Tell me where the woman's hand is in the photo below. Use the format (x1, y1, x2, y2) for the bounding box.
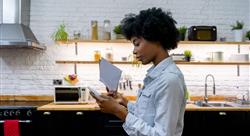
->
(94, 94, 120, 114)
(92, 94, 128, 121)
(112, 93, 129, 107)
(106, 87, 129, 107)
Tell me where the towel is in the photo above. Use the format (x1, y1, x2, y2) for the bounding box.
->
(4, 120, 20, 136)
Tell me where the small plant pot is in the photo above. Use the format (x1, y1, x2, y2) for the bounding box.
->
(185, 56, 191, 62)
(116, 34, 125, 39)
(179, 33, 186, 41)
(233, 29, 243, 42)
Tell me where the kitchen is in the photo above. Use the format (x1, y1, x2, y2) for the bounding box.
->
(0, 0, 250, 136)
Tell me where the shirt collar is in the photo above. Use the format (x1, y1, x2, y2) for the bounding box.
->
(146, 57, 173, 79)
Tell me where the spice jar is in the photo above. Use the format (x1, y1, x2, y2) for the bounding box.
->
(73, 30, 81, 40)
(94, 50, 101, 61)
(91, 20, 98, 40)
(105, 47, 113, 61)
(103, 20, 111, 40)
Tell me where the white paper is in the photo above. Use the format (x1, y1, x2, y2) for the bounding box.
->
(99, 58, 122, 91)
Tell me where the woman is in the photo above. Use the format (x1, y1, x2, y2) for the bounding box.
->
(92, 7, 187, 136)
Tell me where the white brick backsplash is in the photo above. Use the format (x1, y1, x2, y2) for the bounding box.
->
(0, 0, 250, 96)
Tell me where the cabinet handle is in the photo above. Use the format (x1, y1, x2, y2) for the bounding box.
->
(43, 112, 51, 115)
(108, 120, 123, 123)
(76, 112, 84, 115)
(219, 112, 226, 115)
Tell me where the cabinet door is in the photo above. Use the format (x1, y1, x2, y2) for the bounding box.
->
(203, 111, 246, 136)
(69, 111, 104, 136)
(102, 113, 128, 136)
(36, 111, 70, 136)
(182, 111, 204, 136)
(35, 111, 105, 136)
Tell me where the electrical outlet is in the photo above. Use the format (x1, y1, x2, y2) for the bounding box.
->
(53, 79, 62, 85)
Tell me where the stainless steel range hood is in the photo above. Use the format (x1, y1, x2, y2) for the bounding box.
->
(0, 0, 46, 50)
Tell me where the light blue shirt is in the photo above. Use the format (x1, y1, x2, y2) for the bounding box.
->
(123, 57, 187, 136)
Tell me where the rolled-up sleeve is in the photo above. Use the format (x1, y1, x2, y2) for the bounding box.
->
(127, 102, 136, 114)
(122, 75, 184, 136)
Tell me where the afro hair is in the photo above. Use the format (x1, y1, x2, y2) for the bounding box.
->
(121, 7, 179, 50)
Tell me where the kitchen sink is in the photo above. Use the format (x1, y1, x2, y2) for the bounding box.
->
(207, 103, 234, 107)
(194, 101, 235, 107)
(194, 101, 211, 107)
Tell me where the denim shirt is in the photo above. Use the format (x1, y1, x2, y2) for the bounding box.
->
(123, 57, 187, 136)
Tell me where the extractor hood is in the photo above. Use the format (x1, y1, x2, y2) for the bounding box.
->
(0, 0, 46, 50)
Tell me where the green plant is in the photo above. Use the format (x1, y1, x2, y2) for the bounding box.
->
(113, 24, 122, 34)
(246, 30, 250, 39)
(178, 26, 187, 34)
(52, 23, 68, 41)
(184, 50, 192, 57)
(231, 21, 244, 30)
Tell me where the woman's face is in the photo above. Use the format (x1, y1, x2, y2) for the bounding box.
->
(131, 37, 161, 65)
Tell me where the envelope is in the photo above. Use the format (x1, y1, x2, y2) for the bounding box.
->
(99, 58, 122, 91)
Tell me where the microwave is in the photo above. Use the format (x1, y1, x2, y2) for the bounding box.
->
(188, 26, 217, 41)
(54, 86, 85, 104)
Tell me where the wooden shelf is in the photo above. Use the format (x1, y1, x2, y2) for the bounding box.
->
(175, 61, 250, 65)
(179, 41, 250, 45)
(56, 60, 250, 65)
(56, 39, 250, 45)
(56, 60, 133, 64)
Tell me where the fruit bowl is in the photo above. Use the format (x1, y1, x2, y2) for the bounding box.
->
(64, 74, 79, 85)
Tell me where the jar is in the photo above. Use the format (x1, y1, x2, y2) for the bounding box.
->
(103, 20, 111, 40)
(73, 30, 81, 40)
(94, 50, 101, 61)
(91, 20, 98, 40)
(105, 47, 113, 61)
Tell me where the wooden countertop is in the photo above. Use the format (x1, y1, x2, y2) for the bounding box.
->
(37, 102, 250, 111)
(185, 103, 250, 111)
(0, 101, 51, 107)
(37, 102, 100, 111)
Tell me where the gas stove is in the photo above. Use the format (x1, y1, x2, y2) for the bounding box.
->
(0, 101, 49, 136)
(0, 106, 36, 119)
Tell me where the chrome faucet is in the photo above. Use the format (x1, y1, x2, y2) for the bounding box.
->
(204, 74, 216, 103)
(243, 90, 250, 102)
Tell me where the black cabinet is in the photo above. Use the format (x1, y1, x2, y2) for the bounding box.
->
(203, 111, 246, 136)
(35, 111, 104, 136)
(182, 111, 248, 136)
(35, 111, 127, 136)
(182, 111, 205, 136)
(102, 113, 128, 136)
(35, 110, 249, 136)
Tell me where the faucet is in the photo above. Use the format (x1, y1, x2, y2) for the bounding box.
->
(243, 90, 250, 103)
(204, 74, 216, 103)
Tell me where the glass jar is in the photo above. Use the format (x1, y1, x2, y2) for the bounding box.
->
(103, 20, 111, 40)
(105, 47, 113, 61)
(73, 30, 81, 40)
(94, 50, 101, 61)
(91, 20, 98, 40)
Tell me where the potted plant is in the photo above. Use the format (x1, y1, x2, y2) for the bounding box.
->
(113, 24, 125, 39)
(178, 26, 187, 41)
(246, 30, 250, 40)
(231, 21, 244, 42)
(184, 50, 192, 62)
(52, 23, 68, 43)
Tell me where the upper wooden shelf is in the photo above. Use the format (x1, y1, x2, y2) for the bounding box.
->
(56, 40, 250, 45)
(179, 41, 250, 45)
(56, 60, 250, 65)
